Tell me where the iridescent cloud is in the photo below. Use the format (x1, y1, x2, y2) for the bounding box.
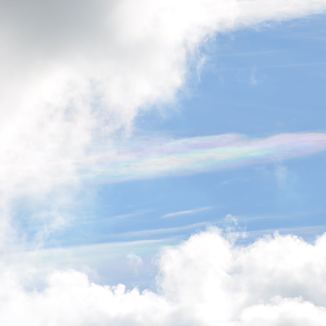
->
(87, 133, 326, 183)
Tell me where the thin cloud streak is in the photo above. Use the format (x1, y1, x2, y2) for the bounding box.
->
(107, 222, 210, 240)
(162, 206, 213, 219)
(88, 132, 326, 183)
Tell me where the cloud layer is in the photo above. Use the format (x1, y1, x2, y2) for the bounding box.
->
(2, 229, 326, 325)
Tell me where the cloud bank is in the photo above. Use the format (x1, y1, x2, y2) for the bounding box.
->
(2, 229, 326, 325)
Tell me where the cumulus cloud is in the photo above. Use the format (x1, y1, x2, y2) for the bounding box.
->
(1, 230, 326, 325)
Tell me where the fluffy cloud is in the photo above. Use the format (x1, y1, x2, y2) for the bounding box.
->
(1, 229, 326, 325)
(1, 2, 326, 321)
(1, 0, 326, 204)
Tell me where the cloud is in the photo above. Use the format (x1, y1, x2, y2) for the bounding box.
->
(88, 132, 326, 183)
(109, 221, 209, 240)
(162, 206, 212, 219)
(0, 1, 325, 243)
(1, 2, 326, 321)
(1, 229, 326, 325)
(0, 0, 325, 202)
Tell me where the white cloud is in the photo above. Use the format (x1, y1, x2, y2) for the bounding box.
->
(0, 0, 325, 206)
(1, 229, 326, 325)
(162, 206, 212, 219)
(1, 2, 326, 321)
(89, 133, 326, 183)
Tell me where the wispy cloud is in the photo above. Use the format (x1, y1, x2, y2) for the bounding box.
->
(107, 222, 210, 241)
(0, 0, 325, 204)
(89, 132, 326, 183)
(79, 210, 150, 225)
(162, 206, 213, 219)
(0, 1, 325, 324)
(0, 0, 325, 246)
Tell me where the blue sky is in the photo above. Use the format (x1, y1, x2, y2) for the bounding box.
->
(40, 15, 326, 250)
(2, 2, 326, 324)
(10, 14, 325, 288)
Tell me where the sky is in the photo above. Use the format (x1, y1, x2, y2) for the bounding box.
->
(1, 1, 326, 325)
